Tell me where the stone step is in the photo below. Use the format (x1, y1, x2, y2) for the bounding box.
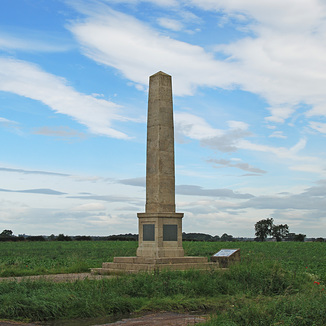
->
(93, 261, 219, 275)
(112, 256, 209, 264)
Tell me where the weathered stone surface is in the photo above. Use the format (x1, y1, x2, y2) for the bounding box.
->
(91, 256, 220, 274)
(145, 71, 176, 214)
(92, 72, 223, 275)
(137, 71, 184, 258)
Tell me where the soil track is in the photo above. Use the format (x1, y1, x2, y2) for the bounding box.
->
(0, 273, 113, 283)
(96, 312, 207, 325)
(0, 313, 207, 326)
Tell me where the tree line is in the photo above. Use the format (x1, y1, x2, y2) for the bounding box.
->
(254, 218, 309, 242)
(1, 225, 324, 242)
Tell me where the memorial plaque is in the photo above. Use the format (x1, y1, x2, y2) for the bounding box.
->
(213, 249, 238, 257)
(143, 224, 155, 241)
(163, 224, 178, 241)
(211, 248, 240, 267)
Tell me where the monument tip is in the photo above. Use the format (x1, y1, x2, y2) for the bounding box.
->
(151, 71, 171, 77)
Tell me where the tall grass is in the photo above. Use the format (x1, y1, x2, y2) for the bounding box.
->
(0, 241, 325, 324)
(0, 261, 325, 323)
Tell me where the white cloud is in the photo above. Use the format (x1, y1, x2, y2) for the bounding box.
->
(228, 120, 249, 130)
(0, 58, 129, 139)
(67, 0, 326, 125)
(0, 117, 16, 124)
(71, 203, 106, 211)
(33, 126, 86, 139)
(265, 106, 296, 123)
(157, 17, 183, 31)
(309, 121, 326, 134)
(175, 111, 324, 176)
(0, 117, 22, 134)
(175, 112, 252, 152)
(237, 138, 311, 161)
(290, 164, 326, 175)
(290, 138, 306, 154)
(67, 4, 234, 96)
(190, 0, 326, 122)
(269, 131, 286, 139)
(100, 0, 178, 6)
(207, 158, 266, 174)
(0, 31, 72, 52)
(174, 112, 223, 140)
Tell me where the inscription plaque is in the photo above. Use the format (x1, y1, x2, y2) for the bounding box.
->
(211, 248, 240, 267)
(163, 224, 178, 241)
(143, 224, 155, 241)
(213, 249, 238, 257)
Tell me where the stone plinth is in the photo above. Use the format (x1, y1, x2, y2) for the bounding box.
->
(91, 256, 219, 274)
(136, 213, 184, 258)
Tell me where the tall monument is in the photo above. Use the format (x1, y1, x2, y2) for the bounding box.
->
(137, 71, 184, 258)
(92, 72, 218, 274)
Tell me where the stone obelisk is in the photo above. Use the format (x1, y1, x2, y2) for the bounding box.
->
(136, 71, 184, 258)
(91, 72, 218, 274)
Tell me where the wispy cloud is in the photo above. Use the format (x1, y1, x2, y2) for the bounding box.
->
(67, 0, 326, 125)
(119, 177, 146, 187)
(0, 167, 70, 177)
(0, 117, 17, 125)
(71, 203, 106, 211)
(175, 112, 252, 152)
(269, 131, 287, 139)
(176, 185, 253, 199)
(0, 30, 73, 52)
(67, 3, 233, 96)
(33, 126, 87, 139)
(0, 188, 66, 195)
(207, 158, 266, 174)
(0, 57, 130, 139)
(67, 194, 143, 204)
(309, 121, 326, 134)
(157, 17, 183, 31)
(0, 117, 22, 134)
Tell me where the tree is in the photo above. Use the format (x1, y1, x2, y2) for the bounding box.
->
(0, 230, 13, 237)
(293, 233, 306, 242)
(255, 218, 274, 241)
(221, 233, 234, 242)
(272, 224, 289, 242)
(48, 234, 56, 241)
(57, 234, 72, 241)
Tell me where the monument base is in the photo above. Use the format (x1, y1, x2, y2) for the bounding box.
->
(91, 256, 220, 274)
(137, 212, 184, 258)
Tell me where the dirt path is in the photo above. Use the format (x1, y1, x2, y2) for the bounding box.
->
(0, 273, 114, 283)
(97, 312, 207, 325)
(0, 313, 208, 326)
(0, 313, 207, 326)
(0, 322, 39, 326)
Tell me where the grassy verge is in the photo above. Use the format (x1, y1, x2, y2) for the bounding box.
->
(0, 261, 325, 325)
(0, 241, 325, 324)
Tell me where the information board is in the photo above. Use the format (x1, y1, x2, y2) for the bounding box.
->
(213, 249, 238, 257)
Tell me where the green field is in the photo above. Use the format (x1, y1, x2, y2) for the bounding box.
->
(0, 241, 325, 325)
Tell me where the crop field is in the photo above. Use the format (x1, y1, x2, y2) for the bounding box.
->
(0, 241, 325, 325)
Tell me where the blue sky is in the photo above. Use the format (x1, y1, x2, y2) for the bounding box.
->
(0, 0, 325, 237)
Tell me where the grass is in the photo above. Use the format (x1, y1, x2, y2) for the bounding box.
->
(0, 241, 137, 277)
(0, 241, 325, 325)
